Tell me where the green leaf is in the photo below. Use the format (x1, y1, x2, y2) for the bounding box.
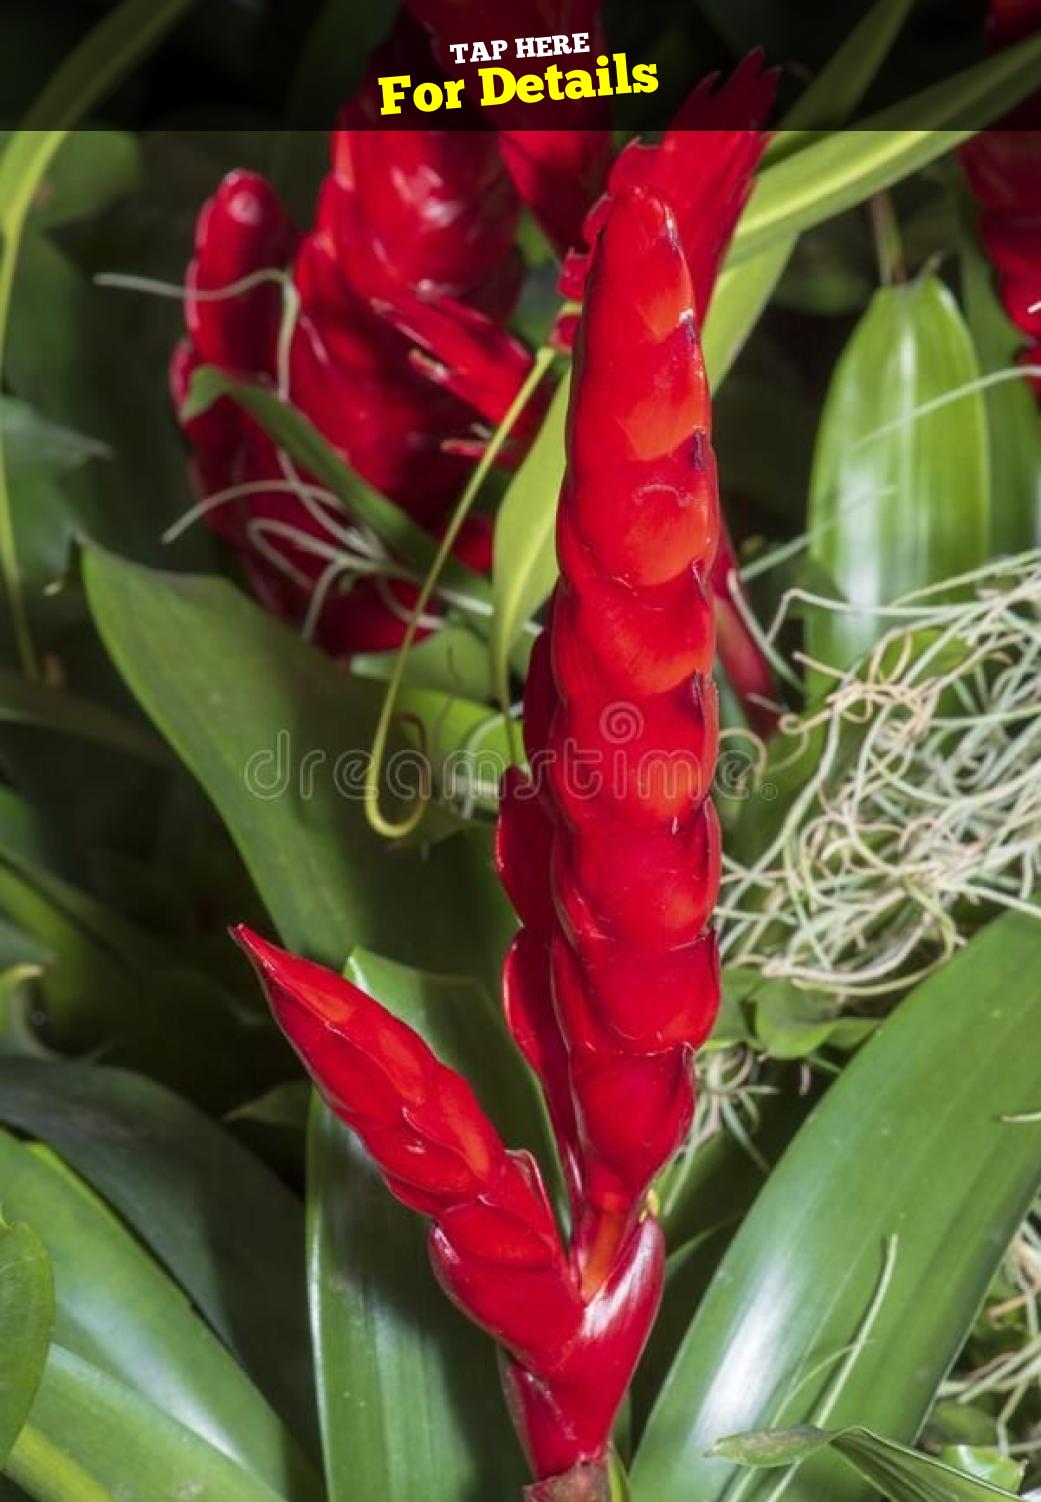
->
(702, 241, 797, 391)
(308, 1101, 526, 1502)
(733, 31, 1041, 265)
(0, 1131, 316, 1501)
(21, 131, 141, 230)
(939, 1447, 1025, 1493)
(351, 624, 493, 701)
(6, 1347, 292, 1502)
(0, 1060, 315, 1453)
(632, 910, 1041, 1502)
(83, 547, 514, 989)
(183, 366, 490, 609)
(17, 0, 200, 131)
(0, 398, 108, 472)
(489, 371, 569, 711)
(780, 0, 917, 130)
(806, 274, 989, 680)
(0, 0, 204, 677)
(0, 668, 168, 765)
(958, 185, 1041, 552)
(0, 1218, 52, 1465)
(713, 1423, 1024, 1502)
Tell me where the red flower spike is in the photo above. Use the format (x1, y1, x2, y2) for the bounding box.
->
(173, 116, 523, 655)
(496, 189, 722, 1282)
(239, 191, 722, 1487)
(960, 5, 1041, 404)
(233, 926, 584, 1372)
(499, 131, 614, 258)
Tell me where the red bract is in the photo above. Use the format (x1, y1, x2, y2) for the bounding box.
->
(236, 191, 718, 1490)
(172, 122, 519, 655)
(961, 4, 1041, 399)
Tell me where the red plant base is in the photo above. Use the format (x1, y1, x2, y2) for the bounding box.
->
(524, 1460, 611, 1502)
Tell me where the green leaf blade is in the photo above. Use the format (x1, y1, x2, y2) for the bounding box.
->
(0, 1218, 52, 1465)
(632, 911, 1041, 1502)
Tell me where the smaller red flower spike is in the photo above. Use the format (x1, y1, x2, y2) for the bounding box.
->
(232, 926, 583, 1372)
(234, 925, 665, 1482)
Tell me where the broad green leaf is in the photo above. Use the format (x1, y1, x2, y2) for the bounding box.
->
(733, 30, 1041, 265)
(632, 910, 1041, 1502)
(0, 1060, 315, 1452)
(713, 1423, 1024, 1502)
(308, 1101, 526, 1502)
(958, 187, 1041, 552)
(806, 275, 989, 680)
(0, 1131, 316, 1501)
(84, 547, 515, 990)
(0, 1218, 52, 1464)
(6, 1347, 291, 1502)
(183, 366, 490, 608)
(490, 370, 569, 712)
(780, 0, 916, 130)
(0, 0, 203, 676)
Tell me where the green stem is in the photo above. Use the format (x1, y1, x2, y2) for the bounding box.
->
(6, 1423, 118, 1502)
(869, 191, 906, 287)
(364, 345, 555, 839)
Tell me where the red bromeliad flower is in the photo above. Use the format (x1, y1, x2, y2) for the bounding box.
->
(378, 53, 782, 733)
(171, 88, 521, 654)
(236, 188, 720, 1496)
(961, 1, 1041, 401)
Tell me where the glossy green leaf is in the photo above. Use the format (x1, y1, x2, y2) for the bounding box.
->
(633, 910, 1041, 1502)
(0, 0, 203, 676)
(0, 1131, 316, 1500)
(0, 1218, 52, 1464)
(84, 547, 514, 989)
(308, 1101, 526, 1502)
(958, 187, 1041, 552)
(489, 370, 569, 713)
(733, 30, 1041, 265)
(6, 1347, 291, 1502)
(0, 1060, 315, 1451)
(183, 366, 490, 608)
(713, 1422, 1024, 1502)
(806, 275, 989, 679)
